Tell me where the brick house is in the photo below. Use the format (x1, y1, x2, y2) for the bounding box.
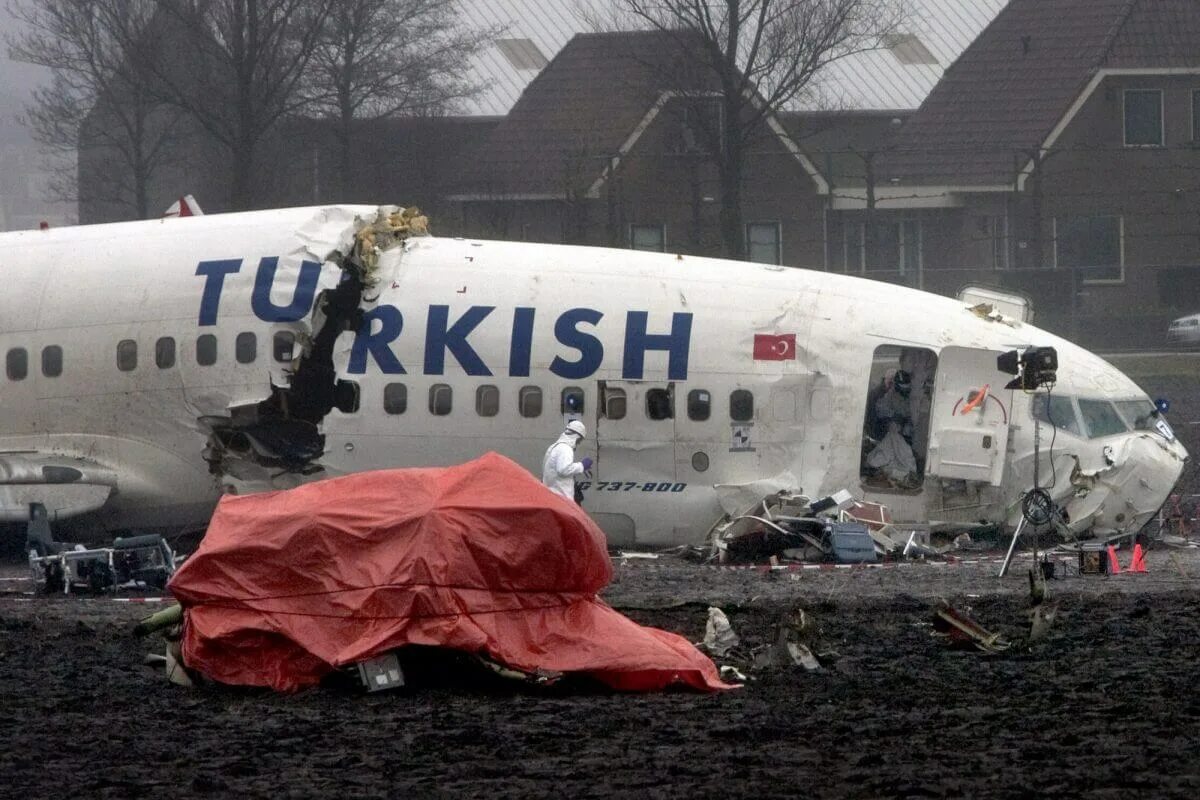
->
(829, 0, 1200, 347)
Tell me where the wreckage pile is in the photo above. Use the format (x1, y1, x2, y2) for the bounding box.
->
(151, 453, 731, 693)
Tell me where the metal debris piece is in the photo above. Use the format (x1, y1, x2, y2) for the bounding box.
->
(932, 604, 1012, 654)
(703, 607, 739, 657)
(1028, 600, 1059, 642)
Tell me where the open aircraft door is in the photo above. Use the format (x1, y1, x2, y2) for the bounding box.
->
(926, 347, 1014, 486)
(595, 380, 677, 486)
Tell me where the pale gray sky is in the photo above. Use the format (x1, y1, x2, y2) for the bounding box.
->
(0, 4, 50, 142)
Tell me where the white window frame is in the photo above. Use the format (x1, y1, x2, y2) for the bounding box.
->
(842, 219, 921, 275)
(988, 214, 1010, 270)
(629, 223, 666, 252)
(1191, 88, 1200, 143)
(745, 221, 783, 265)
(1053, 215, 1125, 284)
(1123, 88, 1164, 147)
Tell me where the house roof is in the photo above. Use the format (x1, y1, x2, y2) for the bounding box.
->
(456, 0, 1009, 116)
(451, 30, 710, 198)
(880, 0, 1200, 187)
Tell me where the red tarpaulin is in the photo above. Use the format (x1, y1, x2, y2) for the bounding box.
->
(169, 453, 730, 692)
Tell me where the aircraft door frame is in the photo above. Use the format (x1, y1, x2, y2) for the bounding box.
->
(594, 379, 678, 485)
(926, 346, 1015, 486)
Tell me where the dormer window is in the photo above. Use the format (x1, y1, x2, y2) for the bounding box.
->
(1124, 89, 1163, 146)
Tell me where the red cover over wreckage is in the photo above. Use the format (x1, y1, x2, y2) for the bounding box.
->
(169, 453, 729, 692)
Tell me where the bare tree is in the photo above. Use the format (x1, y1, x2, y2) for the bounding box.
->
(603, 0, 905, 258)
(146, 0, 334, 210)
(8, 0, 181, 219)
(304, 0, 499, 199)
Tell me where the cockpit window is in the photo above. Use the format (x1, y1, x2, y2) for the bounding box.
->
(1078, 399, 1129, 439)
(1113, 399, 1157, 432)
(1031, 394, 1082, 436)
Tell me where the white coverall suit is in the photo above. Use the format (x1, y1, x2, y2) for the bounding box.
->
(541, 432, 587, 501)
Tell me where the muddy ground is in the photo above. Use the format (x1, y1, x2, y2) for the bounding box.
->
(3, 547, 1200, 800)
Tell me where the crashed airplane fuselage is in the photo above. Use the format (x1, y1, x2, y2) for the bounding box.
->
(0, 205, 1187, 546)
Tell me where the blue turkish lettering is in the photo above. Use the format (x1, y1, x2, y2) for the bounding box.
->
(622, 311, 692, 380)
(509, 307, 536, 377)
(348, 306, 406, 374)
(195, 259, 242, 326)
(424, 305, 494, 376)
(251, 257, 321, 322)
(550, 308, 605, 379)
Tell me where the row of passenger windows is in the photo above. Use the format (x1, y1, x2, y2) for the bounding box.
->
(5, 335, 757, 423)
(386, 385, 755, 422)
(5, 332, 296, 380)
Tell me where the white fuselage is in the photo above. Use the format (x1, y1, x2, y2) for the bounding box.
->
(0, 206, 1187, 545)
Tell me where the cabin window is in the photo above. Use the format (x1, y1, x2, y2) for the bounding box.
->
(562, 386, 585, 414)
(646, 388, 673, 420)
(41, 345, 62, 378)
(335, 380, 360, 413)
(117, 340, 138, 372)
(519, 386, 543, 418)
(1055, 216, 1122, 283)
(688, 389, 711, 421)
(1031, 394, 1082, 436)
(1124, 89, 1163, 146)
(860, 345, 937, 491)
(236, 332, 257, 364)
(429, 384, 452, 416)
(730, 390, 754, 422)
(476, 384, 500, 417)
(155, 337, 176, 369)
(7, 348, 28, 381)
(384, 383, 407, 415)
(273, 332, 295, 363)
(746, 222, 782, 265)
(1078, 399, 1128, 439)
(603, 387, 627, 420)
(196, 334, 218, 366)
(630, 224, 665, 252)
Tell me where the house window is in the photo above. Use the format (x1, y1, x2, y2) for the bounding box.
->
(383, 383, 407, 414)
(1192, 90, 1200, 143)
(676, 99, 723, 154)
(476, 384, 500, 417)
(983, 215, 1009, 269)
(429, 384, 452, 416)
(843, 220, 921, 274)
(117, 340, 137, 372)
(1055, 216, 1123, 283)
(630, 224, 665, 252)
(518, 385, 542, 418)
(746, 222, 782, 265)
(1124, 89, 1163, 146)
(41, 345, 62, 378)
(155, 337, 176, 369)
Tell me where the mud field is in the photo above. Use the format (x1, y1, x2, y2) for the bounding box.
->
(3, 548, 1200, 800)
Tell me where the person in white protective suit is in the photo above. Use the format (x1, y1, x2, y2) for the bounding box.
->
(541, 420, 593, 502)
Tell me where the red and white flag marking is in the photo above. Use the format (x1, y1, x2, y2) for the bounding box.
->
(753, 333, 796, 361)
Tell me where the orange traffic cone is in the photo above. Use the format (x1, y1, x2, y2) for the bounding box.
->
(1107, 545, 1122, 574)
(1129, 543, 1148, 573)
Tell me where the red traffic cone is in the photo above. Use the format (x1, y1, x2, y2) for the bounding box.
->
(1129, 543, 1147, 573)
(1107, 545, 1122, 574)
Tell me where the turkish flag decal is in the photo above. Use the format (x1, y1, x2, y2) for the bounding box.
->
(753, 333, 796, 360)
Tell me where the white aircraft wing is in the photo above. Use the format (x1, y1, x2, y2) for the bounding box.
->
(0, 452, 119, 523)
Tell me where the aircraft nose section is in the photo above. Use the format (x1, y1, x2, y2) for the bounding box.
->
(1064, 433, 1187, 536)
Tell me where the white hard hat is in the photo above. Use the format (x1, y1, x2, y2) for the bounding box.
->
(565, 420, 587, 439)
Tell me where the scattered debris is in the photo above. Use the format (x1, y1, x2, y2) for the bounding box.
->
(932, 604, 1012, 654)
(702, 607, 739, 657)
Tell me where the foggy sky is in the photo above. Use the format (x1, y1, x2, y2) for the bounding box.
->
(0, 5, 49, 142)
